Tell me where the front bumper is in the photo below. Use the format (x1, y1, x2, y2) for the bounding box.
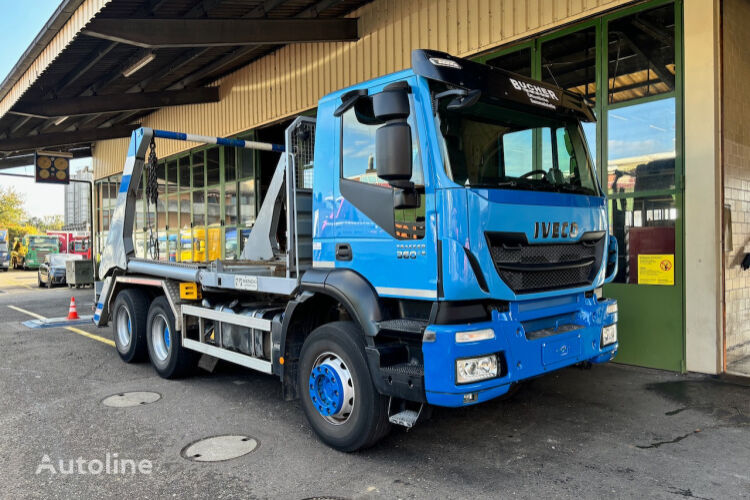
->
(0, 261, 8, 269)
(422, 294, 617, 407)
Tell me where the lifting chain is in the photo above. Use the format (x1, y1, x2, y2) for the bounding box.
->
(145, 138, 160, 260)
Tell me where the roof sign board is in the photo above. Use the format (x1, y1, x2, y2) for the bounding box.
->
(35, 152, 69, 184)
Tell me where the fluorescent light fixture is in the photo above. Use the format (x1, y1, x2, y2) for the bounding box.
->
(37, 150, 73, 158)
(123, 52, 156, 78)
(53, 116, 68, 126)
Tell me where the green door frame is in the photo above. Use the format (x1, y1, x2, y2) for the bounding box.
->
(473, 0, 686, 371)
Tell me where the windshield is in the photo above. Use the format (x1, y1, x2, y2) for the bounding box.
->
(29, 237, 59, 249)
(435, 99, 599, 196)
(48, 255, 71, 266)
(72, 240, 90, 252)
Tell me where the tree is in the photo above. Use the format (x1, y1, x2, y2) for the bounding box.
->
(6, 222, 37, 243)
(27, 215, 64, 232)
(0, 186, 26, 226)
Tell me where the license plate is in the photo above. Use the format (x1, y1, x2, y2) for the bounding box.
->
(602, 324, 617, 346)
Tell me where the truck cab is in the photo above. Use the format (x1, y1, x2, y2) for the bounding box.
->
(20, 235, 59, 270)
(69, 236, 92, 260)
(0, 237, 8, 272)
(311, 50, 618, 406)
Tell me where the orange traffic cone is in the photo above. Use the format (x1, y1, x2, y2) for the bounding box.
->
(67, 297, 79, 320)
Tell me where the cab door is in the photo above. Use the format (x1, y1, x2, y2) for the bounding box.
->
(333, 77, 437, 300)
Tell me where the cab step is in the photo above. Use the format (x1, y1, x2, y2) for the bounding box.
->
(388, 410, 421, 428)
(387, 401, 425, 428)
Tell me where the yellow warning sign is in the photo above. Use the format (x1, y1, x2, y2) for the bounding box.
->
(638, 254, 675, 286)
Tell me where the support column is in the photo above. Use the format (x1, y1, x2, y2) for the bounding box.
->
(683, 0, 722, 374)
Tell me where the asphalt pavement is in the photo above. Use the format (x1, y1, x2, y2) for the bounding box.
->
(1, 270, 749, 499)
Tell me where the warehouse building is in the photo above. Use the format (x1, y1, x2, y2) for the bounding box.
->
(0, 0, 745, 377)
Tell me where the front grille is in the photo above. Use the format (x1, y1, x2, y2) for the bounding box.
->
(486, 231, 605, 294)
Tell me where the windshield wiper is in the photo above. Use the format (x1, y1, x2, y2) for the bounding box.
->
(549, 183, 597, 196)
(466, 180, 521, 189)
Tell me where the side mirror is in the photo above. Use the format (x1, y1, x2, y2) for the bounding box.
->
(376, 121, 412, 182)
(374, 83, 412, 182)
(372, 84, 410, 121)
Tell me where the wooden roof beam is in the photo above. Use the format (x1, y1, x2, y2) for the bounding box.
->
(10, 87, 219, 118)
(0, 125, 137, 152)
(83, 18, 358, 48)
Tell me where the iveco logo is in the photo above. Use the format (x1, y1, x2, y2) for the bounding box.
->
(534, 222, 578, 239)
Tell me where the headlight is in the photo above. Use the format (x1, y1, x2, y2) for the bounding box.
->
(606, 302, 618, 315)
(601, 324, 617, 346)
(455, 328, 495, 343)
(456, 355, 498, 384)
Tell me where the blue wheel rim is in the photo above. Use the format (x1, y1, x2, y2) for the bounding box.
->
(164, 325, 170, 349)
(308, 352, 355, 424)
(309, 364, 344, 417)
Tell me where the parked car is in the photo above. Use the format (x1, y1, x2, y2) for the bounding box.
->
(38, 254, 81, 288)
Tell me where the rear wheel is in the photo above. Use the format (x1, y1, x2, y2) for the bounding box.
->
(299, 321, 390, 452)
(146, 296, 197, 379)
(112, 289, 150, 363)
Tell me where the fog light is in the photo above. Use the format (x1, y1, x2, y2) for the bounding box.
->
(455, 328, 495, 343)
(601, 324, 617, 346)
(463, 392, 478, 403)
(456, 355, 498, 384)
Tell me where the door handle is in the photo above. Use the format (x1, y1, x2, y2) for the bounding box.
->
(335, 243, 352, 261)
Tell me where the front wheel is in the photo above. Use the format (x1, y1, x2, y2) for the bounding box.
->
(146, 296, 198, 378)
(299, 321, 390, 452)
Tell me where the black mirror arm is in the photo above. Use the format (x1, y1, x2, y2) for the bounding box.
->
(435, 88, 468, 101)
(392, 182, 419, 209)
(334, 89, 369, 117)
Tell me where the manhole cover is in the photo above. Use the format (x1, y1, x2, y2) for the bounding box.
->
(181, 435, 259, 462)
(102, 391, 161, 407)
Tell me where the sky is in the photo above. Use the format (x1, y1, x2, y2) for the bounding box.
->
(0, 0, 90, 219)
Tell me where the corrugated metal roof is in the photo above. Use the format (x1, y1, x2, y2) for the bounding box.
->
(0, 0, 371, 157)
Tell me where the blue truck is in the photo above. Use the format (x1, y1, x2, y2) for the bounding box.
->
(94, 49, 619, 451)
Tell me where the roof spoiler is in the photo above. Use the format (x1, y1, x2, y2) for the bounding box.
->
(411, 49, 595, 122)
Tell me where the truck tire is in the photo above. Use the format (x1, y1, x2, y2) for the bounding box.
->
(146, 296, 197, 379)
(112, 289, 150, 363)
(299, 321, 391, 452)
